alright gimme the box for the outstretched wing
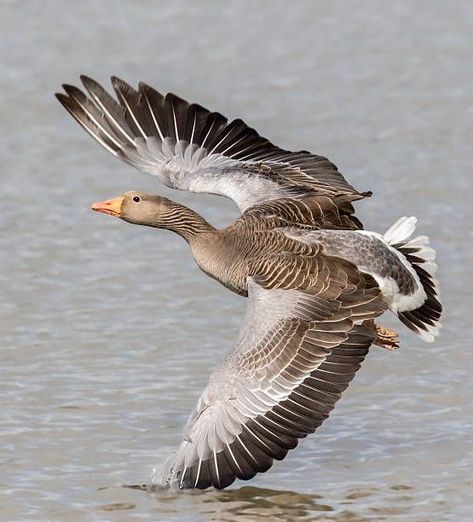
[56,76,367,212]
[162,246,386,489]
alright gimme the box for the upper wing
[56,76,367,212]
[161,247,386,489]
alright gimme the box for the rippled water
[1,1,472,520]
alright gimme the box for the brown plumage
[57,77,442,489]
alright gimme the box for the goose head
[91,191,214,241]
[91,191,172,226]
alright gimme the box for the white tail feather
[387,217,442,342]
[383,216,417,245]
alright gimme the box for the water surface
[1,1,472,520]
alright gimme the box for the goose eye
[132,196,141,203]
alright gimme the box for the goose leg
[363,320,400,350]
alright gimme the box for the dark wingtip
[55,92,72,108]
[111,75,127,88]
[111,75,132,94]
[62,83,82,97]
[110,75,122,92]
[138,80,152,93]
[138,80,165,102]
[80,75,106,96]
[362,190,373,198]
[80,74,95,87]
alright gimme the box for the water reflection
[122,483,381,521]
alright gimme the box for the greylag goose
[56,78,442,490]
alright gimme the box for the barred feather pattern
[161,243,386,489]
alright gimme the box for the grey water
[1,1,472,520]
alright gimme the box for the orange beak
[91,196,124,217]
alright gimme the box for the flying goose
[56,78,442,490]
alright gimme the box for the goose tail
[384,217,442,342]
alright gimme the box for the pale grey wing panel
[162,278,379,490]
[166,326,375,490]
[56,77,361,212]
